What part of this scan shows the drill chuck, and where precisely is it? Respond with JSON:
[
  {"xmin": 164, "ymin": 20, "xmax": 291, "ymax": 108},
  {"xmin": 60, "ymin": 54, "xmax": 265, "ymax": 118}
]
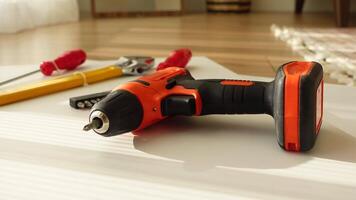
[
  {"xmin": 85, "ymin": 90, "xmax": 143, "ymax": 136},
  {"xmin": 83, "ymin": 111, "xmax": 109, "ymax": 134}
]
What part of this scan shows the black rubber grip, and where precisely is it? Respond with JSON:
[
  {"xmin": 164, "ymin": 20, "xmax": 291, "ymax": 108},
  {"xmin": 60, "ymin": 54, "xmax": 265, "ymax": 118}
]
[{"xmin": 177, "ymin": 79, "xmax": 274, "ymax": 116}]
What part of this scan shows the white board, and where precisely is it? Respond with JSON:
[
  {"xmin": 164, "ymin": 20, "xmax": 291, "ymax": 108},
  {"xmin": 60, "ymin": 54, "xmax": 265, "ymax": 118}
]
[{"xmin": 0, "ymin": 57, "xmax": 355, "ymax": 200}]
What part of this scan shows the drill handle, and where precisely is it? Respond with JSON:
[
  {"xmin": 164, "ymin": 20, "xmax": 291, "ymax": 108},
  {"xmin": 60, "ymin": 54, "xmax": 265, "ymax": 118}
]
[{"xmin": 177, "ymin": 79, "xmax": 274, "ymax": 116}]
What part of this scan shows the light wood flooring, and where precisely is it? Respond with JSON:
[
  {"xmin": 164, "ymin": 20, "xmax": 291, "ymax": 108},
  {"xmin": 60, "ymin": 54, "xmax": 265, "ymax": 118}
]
[{"xmin": 0, "ymin": 12, "xmax": 342, "ymax": 80}]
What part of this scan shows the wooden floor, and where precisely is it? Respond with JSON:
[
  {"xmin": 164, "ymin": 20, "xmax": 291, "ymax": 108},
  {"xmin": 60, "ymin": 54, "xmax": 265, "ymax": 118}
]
[{"xmin": 0, "ymin": 12, "xmax": 338, "ymax": 79}]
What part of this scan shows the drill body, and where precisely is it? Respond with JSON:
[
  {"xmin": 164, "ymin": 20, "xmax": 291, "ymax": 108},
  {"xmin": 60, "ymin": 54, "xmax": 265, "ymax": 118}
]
[{"xmin": 88, "ymin": 61, "xmax": 324, "ymax": 152}]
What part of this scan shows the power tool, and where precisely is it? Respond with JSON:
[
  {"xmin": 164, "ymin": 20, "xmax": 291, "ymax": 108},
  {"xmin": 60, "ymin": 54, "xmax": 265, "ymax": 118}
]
[
  {"xmin": 69, "ymin": 49, "xmax": 192, "ymax": 110},
  {"xmin": 83, "ymin": 61, "xmax": 324, "ymax": 152}
]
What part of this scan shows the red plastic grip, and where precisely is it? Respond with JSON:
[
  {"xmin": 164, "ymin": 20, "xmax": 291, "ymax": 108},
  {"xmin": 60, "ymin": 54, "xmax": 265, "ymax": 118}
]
[
  {"xmin": 40, "ymin": 49, "xmax": 87, "ymax": 76},
  {"xmin": 156, "ymin": 48, "xmax": 192, "ymax": 71}
]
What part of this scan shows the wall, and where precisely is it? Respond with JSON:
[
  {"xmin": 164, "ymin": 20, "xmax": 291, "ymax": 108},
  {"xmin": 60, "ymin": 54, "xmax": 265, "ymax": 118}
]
[
  {"xmin": 78, "ymin": 0, "xmax": 179, "ymax": 13},
  {"xmin": 77, "ymin": 0, "xmax": 356, "ymax": 14},
  {"xmin": 252, "ymin": 0, "xmax": 356, "ymax": 12},
  {"xmin": 183, "ymin": 0, "xmax": 206, "ymax": 13},
  {"xmin": 154, "ymin": 0, "xmax": 181, "ymax": 11}
]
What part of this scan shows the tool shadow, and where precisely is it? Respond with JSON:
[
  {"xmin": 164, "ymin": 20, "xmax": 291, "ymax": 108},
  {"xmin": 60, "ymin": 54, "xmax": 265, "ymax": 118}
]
[{"xmin": 133, "ymin": 115, "xmax": 356, "ymax": 170}]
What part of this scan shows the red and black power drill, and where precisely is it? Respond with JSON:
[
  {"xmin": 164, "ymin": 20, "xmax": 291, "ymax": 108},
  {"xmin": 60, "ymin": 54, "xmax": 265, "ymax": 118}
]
[{"xmin": 83, "ymin": 61, "xmax": 324, "ymax": 152}]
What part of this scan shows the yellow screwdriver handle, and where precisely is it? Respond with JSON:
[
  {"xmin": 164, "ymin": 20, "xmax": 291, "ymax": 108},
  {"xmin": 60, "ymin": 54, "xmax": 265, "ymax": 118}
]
[{"xmin": 0, "ymin": 65, "xmax": 123, "ymax": 106}]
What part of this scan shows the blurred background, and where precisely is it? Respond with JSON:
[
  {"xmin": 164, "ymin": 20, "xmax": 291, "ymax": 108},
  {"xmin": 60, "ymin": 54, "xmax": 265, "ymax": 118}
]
[
  {"xmin": 1, "ymin": 0, "xmax": 355, "ymax": 84},
  {"xmin": 79, "ymin": 0, "xmax": 356, "ymax": 15}
]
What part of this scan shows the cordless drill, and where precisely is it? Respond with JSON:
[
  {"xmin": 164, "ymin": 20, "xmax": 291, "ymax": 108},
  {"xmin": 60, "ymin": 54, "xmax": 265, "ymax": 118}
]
[{"xmin": 84, "ymin": 61, "xmax": 324, "ymax": 152}]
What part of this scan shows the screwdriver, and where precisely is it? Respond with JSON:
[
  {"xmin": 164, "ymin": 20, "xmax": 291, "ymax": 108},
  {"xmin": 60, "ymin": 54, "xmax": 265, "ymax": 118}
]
[
  {"xmin": 0, "ymin": 49, "xmax": 87, "ymax": 86},
  {"xmin": 156, "ymin": 48, "xmax": 192, "ymax": 71}
]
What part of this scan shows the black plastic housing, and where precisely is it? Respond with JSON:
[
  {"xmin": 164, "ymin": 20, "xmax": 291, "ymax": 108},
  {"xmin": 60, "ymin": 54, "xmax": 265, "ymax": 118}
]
[
  {"xmin": 274, "ymin": 62, "xmax": 323, "ymax": 151},
  {"xmin": 298, "ymin": 62, "xmax": 323, "ymax": 151},
  {"xmin": 91, "ymin": 90, "xmax": 143, "ymax": 136}
]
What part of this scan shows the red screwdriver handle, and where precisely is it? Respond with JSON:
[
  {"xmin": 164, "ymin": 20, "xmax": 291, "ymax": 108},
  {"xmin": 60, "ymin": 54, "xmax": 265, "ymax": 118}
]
[
  {"xmin": 40, "ymin": 49, "xmax": 87, "ymax": 76},
  {"xmin": 156, "ymin": 48, "xmax": 192, "ymax": 71}
]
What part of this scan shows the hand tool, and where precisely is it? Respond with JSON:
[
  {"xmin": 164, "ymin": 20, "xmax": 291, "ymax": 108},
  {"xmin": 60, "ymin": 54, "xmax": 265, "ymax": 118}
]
[
  {"xmin": 69, "ymin": 49, "xmax": 192, "ymax": 110},
  {"xmin": 156, "ymin": 48, "xmax": 192, "ymax": 71},
  {"xmin": 83, "ymin": 61, "xmax": 324, "ymax": 152},
  {"xmin": 0, "ymin": 56, "xmax": 154, "ymax": 106},
  {"xmin": 0, "ymin": 49, "xmax": 86, "ymax": 86}
]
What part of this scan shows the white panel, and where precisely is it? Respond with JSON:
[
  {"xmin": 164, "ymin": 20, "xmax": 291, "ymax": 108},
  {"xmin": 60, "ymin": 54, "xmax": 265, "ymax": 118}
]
[
  {"xmin": 1, "ymin": 57, "xmax": 356, "ymax": 199},
  {"xmin": 0, "ymin": 0, "xmax": 79, "ymax": 33}
]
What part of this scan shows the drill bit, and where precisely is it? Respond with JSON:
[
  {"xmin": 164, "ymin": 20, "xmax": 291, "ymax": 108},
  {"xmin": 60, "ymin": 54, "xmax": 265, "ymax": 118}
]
[
  {"xmin": 83, "ymin": 118, "xmax": 103, "ymax": 131},
  {"xmin": 83, "ymin": 123, "xmax": 94, "ymax": 131},
  {"xmin": 0, "ymin": 70, "xmax": 40, "ymax": 86}
]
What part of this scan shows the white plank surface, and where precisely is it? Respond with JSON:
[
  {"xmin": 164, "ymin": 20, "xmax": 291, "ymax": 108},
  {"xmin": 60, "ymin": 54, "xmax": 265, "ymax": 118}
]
[{"xmin": 0, "ymin": 57, "xmax": 355, "ymax": 200}]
